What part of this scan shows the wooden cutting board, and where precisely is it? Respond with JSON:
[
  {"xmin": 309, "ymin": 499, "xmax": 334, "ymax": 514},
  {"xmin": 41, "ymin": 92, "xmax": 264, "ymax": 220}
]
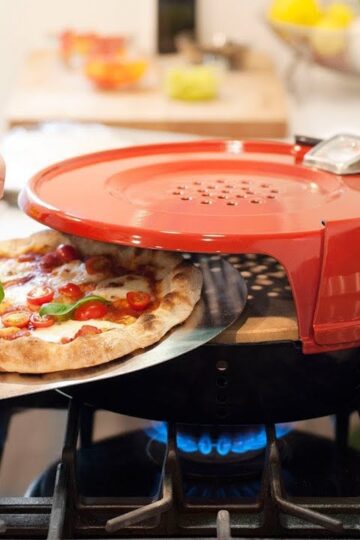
[
  {"xmin": 4, "ymin": 50, "xmax": 288, "ymax": 138},
  {"xmin": 212, "ymin": 254, "xmax": 298, "ymax": 344}
]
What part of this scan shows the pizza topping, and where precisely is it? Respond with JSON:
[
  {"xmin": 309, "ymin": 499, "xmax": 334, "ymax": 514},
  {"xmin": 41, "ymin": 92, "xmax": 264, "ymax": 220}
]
[
  {"xmin": 39, "ymin": 294, "xmax": 109, "ymax": 318},
  {"xmin": 40, "ymin": 252, "xmax": 62, "ymax": 272},
  {"xmin": 30, "ymin": 313, "xmax": 55, "ymax": 329},
  {"xmin": 1, "ymin": 310, "xmax": 31, "ymax": 328},
  {"xmin": 3, "ymin": 274, "xmax": 34, "ymax": 288},
  {"xmin": 75, "ymin": 325, "xmax": 102, "ymax": 337},
  {"xmin": 56, "ymin": 244, "xmax": 81, "ymax": 263},
  {"xmin": 60, "ymin": 324, "xmax": 102, "ymax": 343},
  {"xmin": 0, "ymin": 282, "xmax": 4, "ymax": 303},
  {"xmin": 73, "ymin": 300, "xmax": 108, "ymax": 321},
  {"xmin": 85, "ymin": 255, "xmax": 112, "ymax": 275},
  {"xmin": 27, "ymin": 286, "xmax": 55, "ymax": 306},
  {"xmin": 17, "ymin": 253, "xmax": 39, "ymax": 263},
  {"xmin": 0, "ymin": 327, "xmax": 30, "ymax": 340},
  {"xmin": 59, "ymin": 283, "xmax": 83, "ymax": 301},
  {"xmin": 126, "ymin": 291, "xmax": 151, "ymax": 311}
]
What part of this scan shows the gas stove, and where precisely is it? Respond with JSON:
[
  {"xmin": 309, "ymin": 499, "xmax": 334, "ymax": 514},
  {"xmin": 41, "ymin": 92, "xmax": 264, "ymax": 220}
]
[{"xmin": 0, "ymin": 392, "xmax": 359, "ymax": 539}]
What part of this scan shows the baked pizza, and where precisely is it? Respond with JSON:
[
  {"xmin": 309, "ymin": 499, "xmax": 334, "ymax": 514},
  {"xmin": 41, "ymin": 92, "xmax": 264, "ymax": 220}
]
[{"xmin": 0, "ymin": 231, "xmax": 202, "ymax": 373}]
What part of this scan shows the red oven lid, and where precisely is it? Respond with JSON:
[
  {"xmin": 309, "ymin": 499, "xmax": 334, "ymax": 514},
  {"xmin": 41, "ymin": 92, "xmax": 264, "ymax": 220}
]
[{"xmin": 19, "ymin": 140, "xmax": 360, "ymax": 354}]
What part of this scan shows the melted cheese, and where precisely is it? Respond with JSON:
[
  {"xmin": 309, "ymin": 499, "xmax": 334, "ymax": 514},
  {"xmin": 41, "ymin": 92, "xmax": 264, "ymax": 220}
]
[
  {"xmin": 33, "ymin": 319, "xmax": 123, "ymax": 343},
  {"xmin": 95, "ymin": 275, "xmax": 152, "ymax": 301},
  {"xmin": 3, "ymin": 276, "xmax": 44, "ymax": 306},
  {"xmin": 48, "ymin": 261, "xmax": 106, "ymax": 287},
  {"xmin": 0, "ymin": 258, "xmax": 34, "ymax": 282},
  {"xmin": 0, "ymin": 258, "xmax": 152, "ymax": 342}
]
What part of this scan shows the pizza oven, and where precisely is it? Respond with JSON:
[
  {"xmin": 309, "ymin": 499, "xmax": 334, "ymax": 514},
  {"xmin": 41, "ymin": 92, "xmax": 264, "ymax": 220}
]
[{"xmin": 0, "ymin": 136, "xmax": 359, "ymax": 537}]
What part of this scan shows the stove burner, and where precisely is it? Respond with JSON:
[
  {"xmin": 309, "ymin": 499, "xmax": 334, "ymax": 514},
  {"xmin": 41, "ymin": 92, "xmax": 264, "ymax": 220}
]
[{"xmin": 145, "ymin": 422, "xmax": 292, "ymax": 459}]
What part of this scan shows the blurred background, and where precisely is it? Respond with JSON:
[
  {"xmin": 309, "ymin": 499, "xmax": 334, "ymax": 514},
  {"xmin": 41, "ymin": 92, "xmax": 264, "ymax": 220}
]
[{"xmin": 0, "ymin": 0, "xmax": 359, "ymax": 496}]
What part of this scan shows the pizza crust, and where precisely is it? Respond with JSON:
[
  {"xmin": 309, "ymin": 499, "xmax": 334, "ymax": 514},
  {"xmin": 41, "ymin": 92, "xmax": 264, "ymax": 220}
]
[{"xmin": 0, "ymin": 230, "xmax": 203, "ymax": 373}]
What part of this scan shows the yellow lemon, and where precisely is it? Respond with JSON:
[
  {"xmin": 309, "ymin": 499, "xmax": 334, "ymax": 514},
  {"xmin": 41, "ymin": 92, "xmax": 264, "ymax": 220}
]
[
  {"xmin": 323, "ymin": 2, "xmax": 356, "ymax": 27},
  {"xmin": 268, "ymin": 0, "xmax": 322, "ymax": 26},
  {"xmin": 311, "ymin": 16, "xmax": 347, "ymax": 55}
]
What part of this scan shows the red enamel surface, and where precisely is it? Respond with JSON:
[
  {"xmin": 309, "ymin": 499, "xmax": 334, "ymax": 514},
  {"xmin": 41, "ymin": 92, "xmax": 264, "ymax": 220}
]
[{"xmin": 19, "ymin": 140, "xmax": 360, "ymax": 354}]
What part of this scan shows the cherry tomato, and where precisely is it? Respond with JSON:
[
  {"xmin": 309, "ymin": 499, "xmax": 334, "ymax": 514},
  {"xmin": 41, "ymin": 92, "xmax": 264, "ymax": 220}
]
[
  {"xmin": 27, "ymin": 286, "xmax": 54, "ymax": 306},
  {"xmin": 1, "ymin": 310, "xmax": 31, "ymax": 328},
  {"xmin": 0, "ymin": 327, "xmax": 30, "ymax": 340},
  {"xmin": 30, "ymin": 313, "xmax": 55, "ymax": 329},
  {"xmin": 126, "ymin": 291, "xmax": 151, "ymax": 311},
  {"xmin": 110, "ymin": 298, "xmax": 138, "ymax": 319},
  {"xmin": 85, "ymin": 255, "xmax": 112, "ymax": 275},
  {"xmin": 59, "ymin": 282, "xmax": 83, "ymax": 300},
  {"xmin": 17, "ymin": 253, "xmax": 38, "ymax": 263},
  {"xmin": 56, "ymin": 244, "xmax": 80, "ymax": 263},
  {"xmin": 73, "ymin": 300, "xmax": 108, "ymax": 321},
  {"xmin": 74, "ymin": 325, "xmax": 102, "ymax": 337},
  {"xmin": 40, "ymin": 252, "xmax": 62, "ymax": 272}
]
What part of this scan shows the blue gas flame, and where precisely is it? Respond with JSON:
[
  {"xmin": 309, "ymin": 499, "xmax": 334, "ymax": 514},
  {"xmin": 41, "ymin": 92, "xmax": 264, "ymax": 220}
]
[{"xmin": 145, "ymin": 423, "xmax": 291, "ymax": 457}]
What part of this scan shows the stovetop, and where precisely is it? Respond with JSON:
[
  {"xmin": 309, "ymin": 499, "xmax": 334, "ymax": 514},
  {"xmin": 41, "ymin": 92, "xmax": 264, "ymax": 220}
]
[{"xmin": 0, "ymin": 392, "xmax": 359, "ymax": 539}]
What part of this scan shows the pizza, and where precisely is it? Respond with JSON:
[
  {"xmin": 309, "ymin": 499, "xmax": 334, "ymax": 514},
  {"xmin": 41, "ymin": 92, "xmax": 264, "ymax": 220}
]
[{"xmin": 0, "ymin": 230, "xmax": 202, "ymax": 373}]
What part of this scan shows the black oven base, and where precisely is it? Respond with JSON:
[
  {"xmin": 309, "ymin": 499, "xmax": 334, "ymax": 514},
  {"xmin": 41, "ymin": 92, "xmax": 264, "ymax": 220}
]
[{"xmin": 61, "ymin": 342, "xmax": 360, "ymax": 425}]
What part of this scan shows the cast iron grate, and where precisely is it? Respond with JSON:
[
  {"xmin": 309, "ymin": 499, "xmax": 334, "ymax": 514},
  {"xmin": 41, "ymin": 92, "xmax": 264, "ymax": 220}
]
[{"xmin": 0, "ymin": 393, "xmax": 358, "ymax": 539}]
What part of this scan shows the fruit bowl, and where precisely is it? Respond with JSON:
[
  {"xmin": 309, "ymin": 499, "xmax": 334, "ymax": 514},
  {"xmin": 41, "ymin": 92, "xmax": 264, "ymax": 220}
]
[
  {"xmin": 267, "ymin": 1, "xmax": 360, "ymax": 76},
  {"xmin": 84, "ymin": 55, "xmax": 148, "ymax": 90}
]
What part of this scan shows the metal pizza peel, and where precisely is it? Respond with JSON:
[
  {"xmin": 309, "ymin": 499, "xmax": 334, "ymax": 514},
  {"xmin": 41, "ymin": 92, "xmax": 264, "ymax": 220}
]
[{"xmin": 0, "ymin": 256, "xmax": 247, "ymax": 400}]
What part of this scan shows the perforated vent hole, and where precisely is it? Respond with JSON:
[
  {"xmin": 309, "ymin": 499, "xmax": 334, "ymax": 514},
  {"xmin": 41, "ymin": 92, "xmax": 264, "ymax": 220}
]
[
  {"xmin": 170, "ymin": 178, "xmax": 282, "ymax": 206},
  {"xmin": 201, "ymin": 200, "xmax": 212, "ymax": 205}
]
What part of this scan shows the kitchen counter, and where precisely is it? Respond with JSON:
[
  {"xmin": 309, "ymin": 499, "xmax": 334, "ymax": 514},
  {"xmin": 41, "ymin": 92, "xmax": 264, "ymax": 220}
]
[{"xmin": 3, "ymin": 49, "xmax": 288, "ymax": 138}]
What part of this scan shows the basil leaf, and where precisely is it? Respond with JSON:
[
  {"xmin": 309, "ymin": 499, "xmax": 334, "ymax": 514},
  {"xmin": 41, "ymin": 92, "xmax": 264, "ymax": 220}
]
[
  {"xmin": 40, "ymin": 295, "xmax": 109, "ymax": 318},
  {"xmin": 39, "ymin": 302, "xmax": 74, "ymax": 317},
  {"xmin": 0, "ymin": 282, "xmax": 4, "ymax": 304}
]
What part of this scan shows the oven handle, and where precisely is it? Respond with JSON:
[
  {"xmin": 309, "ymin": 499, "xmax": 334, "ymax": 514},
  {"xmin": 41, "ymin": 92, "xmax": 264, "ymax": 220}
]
[{"xmin": 294, "ymin": 135, "xmax": 323, "ymax": 148}]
